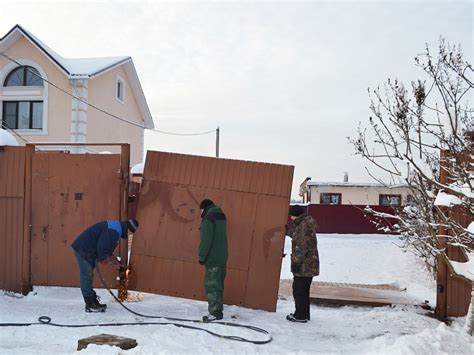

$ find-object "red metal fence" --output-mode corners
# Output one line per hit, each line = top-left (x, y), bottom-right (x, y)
(307, 204), (399, 234)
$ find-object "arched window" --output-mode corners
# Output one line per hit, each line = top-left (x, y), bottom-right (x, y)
(2, 65), (45, 130)
(4, 66), (44, 87)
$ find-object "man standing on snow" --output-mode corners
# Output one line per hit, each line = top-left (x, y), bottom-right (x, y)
(71, 219), (139, 312)
(286, 205), (319, 323)
(198, 199), (228, 322)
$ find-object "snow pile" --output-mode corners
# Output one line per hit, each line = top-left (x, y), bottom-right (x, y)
(434, 190), (462, 206)
(1, 234), (472, 354)
(0, 129), (18, 146)
(364, 320), (473, 354)
(443, 223), (474, 282)
(131, 162), (144, 175)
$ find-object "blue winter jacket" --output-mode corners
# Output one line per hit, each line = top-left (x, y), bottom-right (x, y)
(71, 220), (128, 267)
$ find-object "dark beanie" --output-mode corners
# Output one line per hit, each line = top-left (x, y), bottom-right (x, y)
(128, 218), (139, 233)
(289, 205), (305, 217)
(199, 199), (214, 210)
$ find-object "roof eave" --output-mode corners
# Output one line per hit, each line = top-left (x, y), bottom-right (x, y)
(1, 24), (71, 76)
(123, 60), (154, 129)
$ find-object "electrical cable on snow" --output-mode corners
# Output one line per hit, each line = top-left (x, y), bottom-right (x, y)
(0, 264), (273, 345)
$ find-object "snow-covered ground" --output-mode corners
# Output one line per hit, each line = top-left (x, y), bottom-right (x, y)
(1, 234), (472, 354)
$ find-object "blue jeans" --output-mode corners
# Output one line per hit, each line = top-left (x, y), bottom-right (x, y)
(73, 249), (95, 298)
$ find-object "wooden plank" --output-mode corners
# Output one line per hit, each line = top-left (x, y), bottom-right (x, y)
(279, 280), (424, 307)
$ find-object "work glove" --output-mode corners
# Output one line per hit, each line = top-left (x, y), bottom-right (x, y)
(199, 260), (206, 265)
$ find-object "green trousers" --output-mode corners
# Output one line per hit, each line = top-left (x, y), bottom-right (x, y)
(204, 265), (226, 318)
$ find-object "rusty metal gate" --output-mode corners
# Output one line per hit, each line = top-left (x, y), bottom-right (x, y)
(27, 144), (130, 289)
(0, 146), (27, 293)
(129, 151), (294, 312)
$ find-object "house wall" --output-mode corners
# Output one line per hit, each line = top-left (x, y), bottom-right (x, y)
(0, 36), (71, 142)
(87, 65), (145, 165)
(309, 185), (410, 205)
(1, 36), (145, 165)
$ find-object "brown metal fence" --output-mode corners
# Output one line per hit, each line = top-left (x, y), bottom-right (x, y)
(0, 144), (130, 294)
(129, 151), (294, 311)
(0, 146), (26, 293)
(436, 150), (472, 318)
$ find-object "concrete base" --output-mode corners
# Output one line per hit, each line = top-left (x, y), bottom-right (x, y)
(77, 334), (137, 351)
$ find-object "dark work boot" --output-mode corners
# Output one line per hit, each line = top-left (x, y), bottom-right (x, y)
(202, 314), (223, 322)
(84, 295), (107, 313)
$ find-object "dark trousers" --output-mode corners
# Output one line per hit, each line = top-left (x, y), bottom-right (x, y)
(292, 276), (313, 320)
(73, 249), (95, 298)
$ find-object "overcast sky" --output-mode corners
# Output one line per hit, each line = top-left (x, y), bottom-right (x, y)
(1, 0), (472, 198)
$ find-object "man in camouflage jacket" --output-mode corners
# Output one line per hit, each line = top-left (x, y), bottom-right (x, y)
(198, 198), (228, 322)
(286, 205), (319, 322)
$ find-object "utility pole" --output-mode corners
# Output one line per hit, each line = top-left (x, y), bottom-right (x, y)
(216, 126), (220, 158)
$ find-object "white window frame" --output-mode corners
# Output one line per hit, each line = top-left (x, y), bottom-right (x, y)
(116, 75), (125, 104)
(0, 59), (49, 135)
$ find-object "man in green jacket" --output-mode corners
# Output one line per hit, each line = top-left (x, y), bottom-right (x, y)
(198, 198), (228, 322)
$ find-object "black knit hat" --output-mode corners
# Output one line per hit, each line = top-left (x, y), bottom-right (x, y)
(289, 205), (305, 217)
(199, 199), (214, 210)
(128, 218), (139, 233)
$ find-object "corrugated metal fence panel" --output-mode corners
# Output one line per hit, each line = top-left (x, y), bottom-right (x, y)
(30, 153), (123, 288)
(143, 151), (293, 197)
(130, 151), (294, 311)
(0, 147), (26, 293)
(307, 205), (399, 234)
(445, 205), (471, 317)
(436, 149), (472, 318)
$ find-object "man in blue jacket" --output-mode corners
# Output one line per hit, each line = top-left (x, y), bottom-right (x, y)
(71, 218), (139, 312)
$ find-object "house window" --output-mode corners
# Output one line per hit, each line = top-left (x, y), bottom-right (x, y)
(4, 66), (43, 87)
(116, 76), (124, 102)
(379, 194), (402, 206)
(1, 62), (47, 134)
(320, 193), (341, 205)
(2, 101), (43, 129)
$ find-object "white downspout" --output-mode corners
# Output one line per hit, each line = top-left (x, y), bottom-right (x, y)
(70, 78), (88, 153)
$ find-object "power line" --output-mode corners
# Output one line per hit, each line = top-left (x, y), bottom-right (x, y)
(0, 52), (216, 137)
(150, 128), (215, 136)
(1, 121), (29, 143)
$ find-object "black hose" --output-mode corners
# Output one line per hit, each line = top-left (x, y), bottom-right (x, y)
(0, 265), (273, 345)
(95, 264), (272, 344)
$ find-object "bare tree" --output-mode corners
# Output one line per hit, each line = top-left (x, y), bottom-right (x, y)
(350, 38), (473, 274)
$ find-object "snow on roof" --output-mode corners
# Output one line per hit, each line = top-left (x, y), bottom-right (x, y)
(307, 181), (407, 188)
(0, 129), (19, 146)
(131, 162), (144, 175)
(434, 190), (462, 207)
(11, 25), (130, 77)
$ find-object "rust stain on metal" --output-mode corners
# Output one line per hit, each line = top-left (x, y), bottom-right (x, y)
(129, 151), (294, 312)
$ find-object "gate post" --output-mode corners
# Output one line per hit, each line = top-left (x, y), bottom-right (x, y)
(21, 145), (34, 295)
(119, 144), (130, 264)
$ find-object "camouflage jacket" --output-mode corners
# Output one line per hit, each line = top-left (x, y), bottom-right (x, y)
(287, 214), (319, 277)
